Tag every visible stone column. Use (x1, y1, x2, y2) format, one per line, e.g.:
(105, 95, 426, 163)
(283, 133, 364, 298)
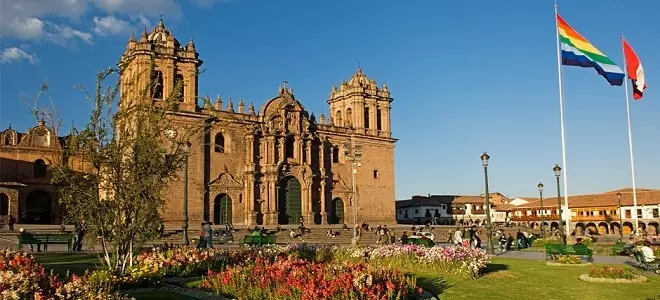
(320, 181, 327, 224)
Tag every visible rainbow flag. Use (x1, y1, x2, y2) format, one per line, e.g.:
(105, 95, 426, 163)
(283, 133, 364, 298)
(557, 14, 624, 86)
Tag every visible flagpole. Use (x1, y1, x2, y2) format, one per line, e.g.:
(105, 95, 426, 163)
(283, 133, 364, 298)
(620, 35, 640, 236)
(554, 3, 571, 239)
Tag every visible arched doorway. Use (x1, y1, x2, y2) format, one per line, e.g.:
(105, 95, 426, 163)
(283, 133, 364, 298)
(330, 198, 344, 224)
(0, 193, 9, 216)
(278, 176, 301, 224)
(23, 190, 52, 224)
(213, 194, 232, 225)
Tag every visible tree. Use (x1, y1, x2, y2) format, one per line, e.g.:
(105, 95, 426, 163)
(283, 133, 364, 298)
(49, 59, 203, 275)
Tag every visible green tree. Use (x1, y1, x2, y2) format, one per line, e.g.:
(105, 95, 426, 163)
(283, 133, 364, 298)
(48, 59, 203, 275)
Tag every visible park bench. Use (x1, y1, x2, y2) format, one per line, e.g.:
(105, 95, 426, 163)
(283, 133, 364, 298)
(544, 243, 593, 262)
(17, 233, 74, 252)
(241, 235, 277, 247)
(633, 252, 660, 272)
(611, 242, 627, 256)
(401, 237, 435, 248)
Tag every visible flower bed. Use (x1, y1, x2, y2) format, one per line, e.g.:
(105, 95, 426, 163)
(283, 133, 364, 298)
(337, 244, 490, 278)
(545, 255, 591, 266)
(200, 256, 420, 300)
(579, 265, 647, 283)
(0, 249, 130, 300)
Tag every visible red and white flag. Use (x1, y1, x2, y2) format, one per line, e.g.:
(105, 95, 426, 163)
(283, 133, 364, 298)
(622, 38, 647, 100)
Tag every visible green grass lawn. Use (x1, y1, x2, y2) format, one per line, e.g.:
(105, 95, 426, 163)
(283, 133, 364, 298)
(417, 257, 659, 300)
(35, 254, 659, 300)
(33, 252, 100, 276)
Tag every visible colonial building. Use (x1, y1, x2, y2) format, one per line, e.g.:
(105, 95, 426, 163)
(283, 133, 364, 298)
(396, 193, 511, 225)
(0, 120, 73, 225)
(510, 188, 660, 236)
(0, 19, 398, 226)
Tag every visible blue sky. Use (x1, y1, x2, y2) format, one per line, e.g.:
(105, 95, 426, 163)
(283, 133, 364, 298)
(1, 0, 658, 199)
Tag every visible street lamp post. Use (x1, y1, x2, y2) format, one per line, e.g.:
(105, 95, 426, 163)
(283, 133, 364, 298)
(617, 192, 623, 241)
(351, 162, 357, 225)
(480, 152, 495, 255)
(538, 182, 545, 238)
(182, 142, 190, 246)
(553, 164, 566, 245)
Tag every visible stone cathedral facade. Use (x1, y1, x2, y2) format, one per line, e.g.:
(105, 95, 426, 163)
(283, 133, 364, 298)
(0, 19, 397, 226)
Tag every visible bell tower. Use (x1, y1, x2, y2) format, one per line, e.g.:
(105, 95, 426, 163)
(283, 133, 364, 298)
(119, 18, 203, 111)
(327, 67, 392, 136)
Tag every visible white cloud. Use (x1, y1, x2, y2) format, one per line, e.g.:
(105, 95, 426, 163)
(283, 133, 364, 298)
(93, 16, 132, 36)
(0, 0, 232, 51)
(0, 47, 38, 64)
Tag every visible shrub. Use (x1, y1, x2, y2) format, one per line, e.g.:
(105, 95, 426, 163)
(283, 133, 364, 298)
(588, 265, 637, 280)
(531, 237, 561, 248)
(554, 255, 583, 264)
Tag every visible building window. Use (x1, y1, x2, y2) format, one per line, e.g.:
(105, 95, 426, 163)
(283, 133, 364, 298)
(332, 146, 339, 163)
(335, 110, 342, 127)
(214, 133, 225, 153)
(414, 209, 419, 214)
(364, 107, 370, 129)
(34, 159, 47, 178)
(345, 108, 352, 127)
(174, 74, 185, 102)
(653, 209, 659, 218)
(373, 170, 378, 178)
(625, 210, 631, 218)
(0, 193, 8, 216)
(151, 70, 164, 100)
(285, 136, 295, 159)
(636, 209, 642, 217)
(376, 108, 382, 131)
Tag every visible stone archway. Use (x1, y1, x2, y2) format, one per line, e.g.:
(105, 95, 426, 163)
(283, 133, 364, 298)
(213, 194, 232, 225)
(22, 190, 52, 224)
(647, 222, 659, 235)
(278, 176, 302, 225)
(622, 222, 633, 235)
(597, 222, 609, 235)
(330, 197, 345, 224)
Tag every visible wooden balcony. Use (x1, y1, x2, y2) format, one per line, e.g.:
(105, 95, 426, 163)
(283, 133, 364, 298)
(451, 209, 466, 215)
(471, 210, 486, 215)
(571, 215, 618, 222)
(511, 215, 561, 222)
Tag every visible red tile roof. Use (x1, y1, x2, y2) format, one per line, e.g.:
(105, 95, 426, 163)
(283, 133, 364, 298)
(512, 188, 660, 210)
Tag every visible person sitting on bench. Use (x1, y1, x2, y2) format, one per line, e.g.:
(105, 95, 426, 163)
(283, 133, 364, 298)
(18, 228, 41, 252)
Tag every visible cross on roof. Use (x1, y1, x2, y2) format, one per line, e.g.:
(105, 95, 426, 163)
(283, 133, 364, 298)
(282, 79, 288, 89)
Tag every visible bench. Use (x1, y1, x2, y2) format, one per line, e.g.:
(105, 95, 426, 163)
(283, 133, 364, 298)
(241, 235, 277, 247)
(17, 233, 74, 252)
(611, 242, 627, 256)
(401, 237, 435, 248)
(544, 243, 593, 262)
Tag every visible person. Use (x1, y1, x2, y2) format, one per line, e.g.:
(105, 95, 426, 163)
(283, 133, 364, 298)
(202, 221, 213, 249)
(574, 238, 584, 246)
(73, 221, 86, 251)
(7, 215, 15, 231)
(640, 240, 657, 262)
(400, 231, 409, 243)
(19, 228, 41, 252)
(452, 227, 463, 246)
(623, 236, 637, 256)
(352, 223, 362, 245)
(516, 230, 526, 249)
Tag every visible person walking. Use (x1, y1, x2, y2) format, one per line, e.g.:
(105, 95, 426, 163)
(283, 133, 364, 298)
(202, 221, 213, 249)
(7, 215, 16, 231)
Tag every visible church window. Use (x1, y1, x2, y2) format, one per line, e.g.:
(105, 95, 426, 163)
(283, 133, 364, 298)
(34, 159, 47, 178)
(376, 108, 382, 131)
(214, 133, 225, 153)
(345, 108, 352, 127)
(332, 146, 339, 163)
(364, 107, 370, 129)
(373, 170, 379, 178)
(151, 70, 164, 100)
(335, 110, 342, 127)
(174, 74, 185, 102)
(3, 133, 12, 145)
(285, 135, 295, 159)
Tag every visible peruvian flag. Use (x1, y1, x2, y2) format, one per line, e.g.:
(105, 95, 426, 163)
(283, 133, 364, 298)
(622, 38, 647, 100)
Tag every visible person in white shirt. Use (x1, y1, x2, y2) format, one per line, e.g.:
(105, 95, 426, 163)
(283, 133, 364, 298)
(452, 228, 463, 246)
(640, 240, 657, 262)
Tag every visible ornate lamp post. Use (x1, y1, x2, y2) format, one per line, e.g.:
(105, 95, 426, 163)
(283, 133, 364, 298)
(538, 182, 545, 238)
(617, 192, 623, 241)
(480, 152, 495, 254)
(553, 164, 566, 245)
(182, 142, 190, 246)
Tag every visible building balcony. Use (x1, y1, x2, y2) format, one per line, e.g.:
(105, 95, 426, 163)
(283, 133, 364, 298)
(571, 215, 618, 222)
(471, 210, 486, 215)
(451, 209, 466, 215)
(511, 215, 561, 222)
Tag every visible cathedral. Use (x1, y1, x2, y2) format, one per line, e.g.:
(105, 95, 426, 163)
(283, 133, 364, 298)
(0, 19, 397, 226)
